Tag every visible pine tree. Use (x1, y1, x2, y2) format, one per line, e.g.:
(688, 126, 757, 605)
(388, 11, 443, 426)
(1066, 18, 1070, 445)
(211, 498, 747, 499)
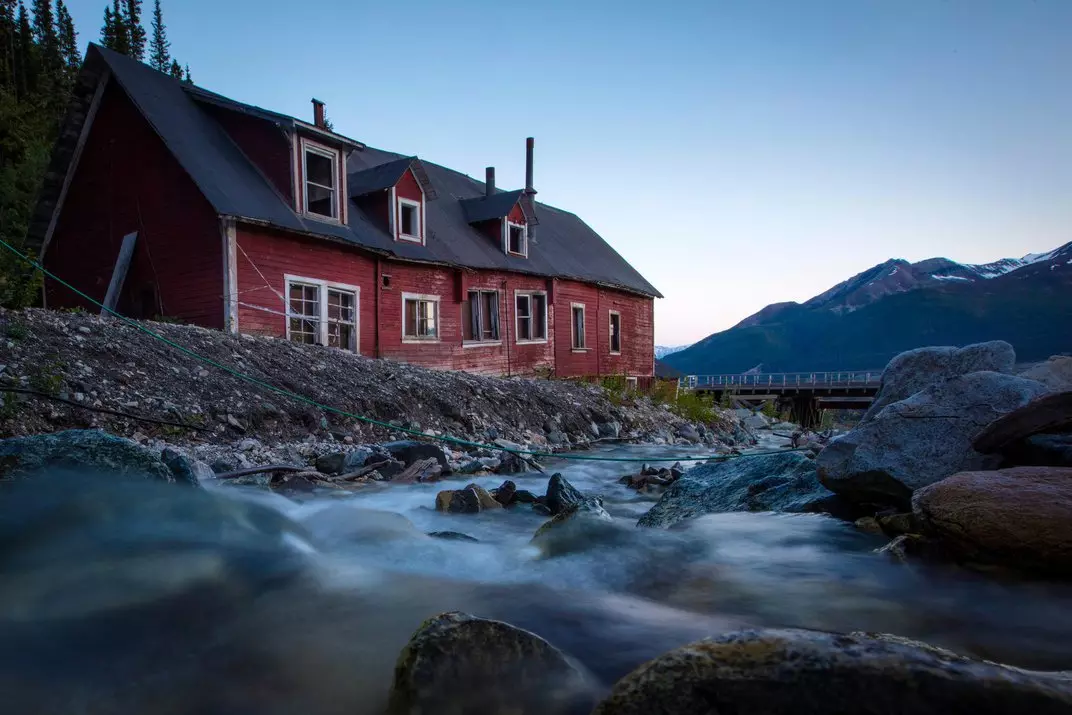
(101, 0, 129, 54)
(13, 0, 33, 98)
(56, 0, 79, 84)
(123, 0, 144, 61)
(167, 57, 179, 78)
(30, 0, 59, 82)
(1, 0, 16, 92)
(182, 62, 190, 84)
(148, 0, 167, 71)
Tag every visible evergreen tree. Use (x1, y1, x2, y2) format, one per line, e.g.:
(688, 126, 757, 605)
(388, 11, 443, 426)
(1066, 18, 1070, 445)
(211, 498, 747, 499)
(29, 0, 58, 76)
(123, 0, 144, 61)
(182, 62, 190, 83)
(13, 0, 33, 98)
(101, 0, 129, 54)
(1, 0, 16, 91)
(167, 56, 179, 78)
(148, 0, 167, 71)
(56, 0, 79, 84)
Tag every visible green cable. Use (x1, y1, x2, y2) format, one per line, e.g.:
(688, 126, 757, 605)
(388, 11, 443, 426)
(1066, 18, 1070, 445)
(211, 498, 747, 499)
(0, 237, 811, 464)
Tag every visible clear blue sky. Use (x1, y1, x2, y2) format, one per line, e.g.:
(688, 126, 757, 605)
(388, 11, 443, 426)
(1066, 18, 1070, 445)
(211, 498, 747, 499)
(67, 0, 1072, 345)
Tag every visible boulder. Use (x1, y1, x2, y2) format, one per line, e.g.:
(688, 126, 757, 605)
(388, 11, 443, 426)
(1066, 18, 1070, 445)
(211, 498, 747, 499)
(817, 372, 1049, 506)
(375, 459, 406, 481)
(314, 447, 372, 475)
(591, 628, 1072, 715)
(1003, 434, 1072, 469)
(638, 452, 843, 528)
(513, 489, 538, 504)
(973, 391, 1072, 454)
(160, 448, 212, 486)
(387, 611, 595, 715)
(491, 479, 517, 506)
(1019, 356, 1072, 392)
(0, 430, 179, 485)
(544, 473, 587, 516)
(912, 467, 1072, 575)
(876, 511, 917, 536)
(531, 498, 615, 557)
(675, 424, 701, 443)
(427, 531, 479, 542)
(863, 340, 1016, 421)
(434, 487, 482, 514)
(464, 483, 503, 510)
(381, 440, 449, 472)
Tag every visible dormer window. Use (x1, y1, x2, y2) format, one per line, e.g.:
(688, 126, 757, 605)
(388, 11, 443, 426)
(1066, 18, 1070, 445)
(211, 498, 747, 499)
(301, 139, 341, 221)
(506, 222, 527, 257)
(398, 198, 422, 242)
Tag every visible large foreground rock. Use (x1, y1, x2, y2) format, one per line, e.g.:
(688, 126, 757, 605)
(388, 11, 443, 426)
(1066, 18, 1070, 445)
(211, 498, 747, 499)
(0, 429, 189, 485)
(817, 372, 1048, 506)
(863, 340, 1016, 421)
(387, 611, 596, 714)
(638, 452, 841, 528)
(912, 467, 1072, 575)
(1020, 356, 1072, 392)
(592, 628, 1072, 714)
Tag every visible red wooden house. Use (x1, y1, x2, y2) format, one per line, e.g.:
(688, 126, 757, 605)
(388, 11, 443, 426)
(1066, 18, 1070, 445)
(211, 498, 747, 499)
(29, 45, 661, 381)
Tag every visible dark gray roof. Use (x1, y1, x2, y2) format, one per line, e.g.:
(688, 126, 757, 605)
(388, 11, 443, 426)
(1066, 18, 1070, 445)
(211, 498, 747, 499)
(348, 157, 415, 196)
(460, 190, 524, 223)
(60, 45, 661, 298)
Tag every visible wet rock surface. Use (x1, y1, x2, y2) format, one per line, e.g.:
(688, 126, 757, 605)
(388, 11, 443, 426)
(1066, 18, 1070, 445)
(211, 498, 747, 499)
(639, 452, 843, 528)
(592, 628, 1072, 715)
(818, 371, 1048, 506)
(0, 429, 185, 485)
(912, 467, 1072, 575)
(387, 611, 596, 715)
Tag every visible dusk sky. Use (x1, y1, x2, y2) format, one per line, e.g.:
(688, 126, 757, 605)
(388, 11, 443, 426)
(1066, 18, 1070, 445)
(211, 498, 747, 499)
(68, 0, 1072, 345)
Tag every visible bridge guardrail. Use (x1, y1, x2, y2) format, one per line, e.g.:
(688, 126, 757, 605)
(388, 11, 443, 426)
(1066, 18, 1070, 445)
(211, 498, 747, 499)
(680, 371, 883, 390)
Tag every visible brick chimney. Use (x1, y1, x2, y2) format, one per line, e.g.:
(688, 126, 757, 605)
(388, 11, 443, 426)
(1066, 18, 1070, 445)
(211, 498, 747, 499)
(311, 98, 326, 128)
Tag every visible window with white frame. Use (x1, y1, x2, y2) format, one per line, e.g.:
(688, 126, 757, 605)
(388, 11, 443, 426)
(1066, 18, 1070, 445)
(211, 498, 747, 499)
(302, 141, 340, 220)
(397, 197, 422, 242)
(403, 293, 439, 340)
(571, 303, 586, 350)
(609, 311, 622, 354)
(286, 277, 358, 351)
(515, 291, 548, 342)
(463, 290, 500, 343)
(507, 222, 527, 257)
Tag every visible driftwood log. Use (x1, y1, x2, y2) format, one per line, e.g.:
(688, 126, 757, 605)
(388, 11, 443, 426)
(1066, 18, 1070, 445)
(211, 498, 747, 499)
(973, 391, 1072, 454)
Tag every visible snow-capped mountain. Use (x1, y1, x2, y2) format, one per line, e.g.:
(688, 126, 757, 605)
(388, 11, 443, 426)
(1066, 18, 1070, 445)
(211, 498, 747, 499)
(654, 344, 689, 359)
(665, 241, 1072, 375)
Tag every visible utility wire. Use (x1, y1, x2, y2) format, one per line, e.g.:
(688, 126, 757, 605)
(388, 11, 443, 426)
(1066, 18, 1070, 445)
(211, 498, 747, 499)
(0, 237, 809, 464)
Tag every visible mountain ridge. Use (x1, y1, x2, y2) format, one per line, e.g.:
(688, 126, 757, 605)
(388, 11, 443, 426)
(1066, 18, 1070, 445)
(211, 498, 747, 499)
(665, 242, 1072, 375)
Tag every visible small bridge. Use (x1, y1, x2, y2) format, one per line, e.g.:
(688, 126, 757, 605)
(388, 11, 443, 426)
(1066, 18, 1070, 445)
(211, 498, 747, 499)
(679, 371, 883, 427)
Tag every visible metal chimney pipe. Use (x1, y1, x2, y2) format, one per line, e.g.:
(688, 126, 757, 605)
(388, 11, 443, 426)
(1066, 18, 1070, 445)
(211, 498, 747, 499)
(311, 98, 325, 128)
(525, 137, 534, 193)
(485, 167, 495, 197)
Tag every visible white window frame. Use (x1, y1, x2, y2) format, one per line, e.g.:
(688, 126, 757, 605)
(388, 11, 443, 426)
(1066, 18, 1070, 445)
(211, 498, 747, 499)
(300, 138, 342, 223)
(463, 288, 502, 347)
(570, 302, 587, 351)
(505, 221, 528, 257)
(402, 292, 440, 342)
(514, 290, 548, 344)
(284, 274, 360, 353)
(609, 310, 622, 355)
(396, 196, 424, 243)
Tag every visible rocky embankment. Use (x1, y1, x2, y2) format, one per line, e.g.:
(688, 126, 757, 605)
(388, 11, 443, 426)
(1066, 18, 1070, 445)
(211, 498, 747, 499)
(0, 308, 752, 483)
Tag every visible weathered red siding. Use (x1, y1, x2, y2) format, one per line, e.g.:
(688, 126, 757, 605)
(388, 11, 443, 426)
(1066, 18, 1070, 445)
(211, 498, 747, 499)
(234, 224, 377, 355)
(553, 280, 654, 378)
(44, 81, 222, 327)
(395, 168, 422, 202)
(203, 105, 293, 203)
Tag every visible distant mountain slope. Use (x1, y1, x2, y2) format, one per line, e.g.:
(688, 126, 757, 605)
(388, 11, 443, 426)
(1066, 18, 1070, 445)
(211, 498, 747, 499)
(665, 242, 1072, 375)
(654, 345, 689, 359)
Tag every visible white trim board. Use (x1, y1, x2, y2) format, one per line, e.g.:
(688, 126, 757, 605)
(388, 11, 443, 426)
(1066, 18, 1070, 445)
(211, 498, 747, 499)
(401, 291, 440, 342)
(299, 137, 342, 224)
(283, 273, 361, 353)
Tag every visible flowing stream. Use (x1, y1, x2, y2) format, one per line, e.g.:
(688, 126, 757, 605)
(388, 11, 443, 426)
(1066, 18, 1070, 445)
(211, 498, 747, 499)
(224, 441, 1072, 673)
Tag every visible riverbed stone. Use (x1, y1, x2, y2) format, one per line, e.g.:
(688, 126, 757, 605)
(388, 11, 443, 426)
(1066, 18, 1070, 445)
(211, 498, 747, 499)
(638, 452, 843, 528)
(531, 498, 615, 557)
(434, 487, 481, 514)
(0, 429, 179, 484)
(545, 473, 586, 515)
(1019, 356, 1072, 392)
(912, 467, 1072, 575)
(591, 628, 1072, 715)
(817, 372, 1049, 507)
(160, 448, 212, 486)
(382, 440, 449, 472)
(676, 423, 701, 443)
(491, 479, 517, 506)
(464, 483, 503, 510)
(387, 611, 596, 715)
(863, 340, 1017, 421)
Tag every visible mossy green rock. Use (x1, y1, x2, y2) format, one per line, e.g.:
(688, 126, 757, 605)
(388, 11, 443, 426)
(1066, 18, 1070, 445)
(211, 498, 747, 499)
(593, 628, 1072, 714)
(0, 429, 179, 484)
(387, 611, 596, 715)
